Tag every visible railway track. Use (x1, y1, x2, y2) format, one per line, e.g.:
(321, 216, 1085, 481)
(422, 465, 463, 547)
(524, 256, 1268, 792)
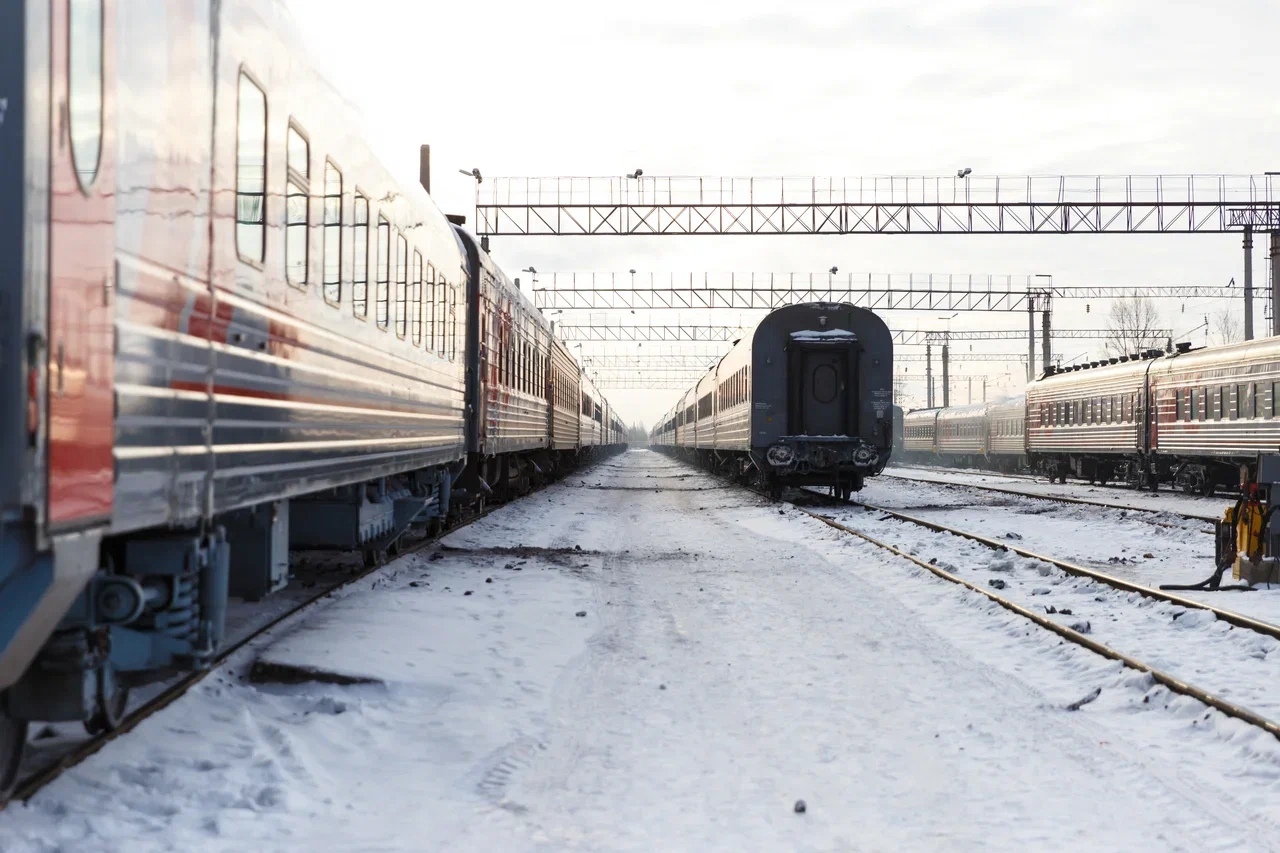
(5, 461, 615, 809)
(878, 472, 1220, 527)
(764, 487, 1280, 750)
(893, 462, 1233, 503)
(792, 503, 1280, 741)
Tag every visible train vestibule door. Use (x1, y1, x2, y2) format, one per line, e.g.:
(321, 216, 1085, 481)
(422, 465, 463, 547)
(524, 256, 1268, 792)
(790, 343, 855, 437)
(46, 0, 117, 530)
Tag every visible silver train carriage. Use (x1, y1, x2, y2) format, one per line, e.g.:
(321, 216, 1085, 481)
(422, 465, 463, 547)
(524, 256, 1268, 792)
(651, 303, 894, 498)
(0, 0, 625, 793)
(897, 397, 1025, 472)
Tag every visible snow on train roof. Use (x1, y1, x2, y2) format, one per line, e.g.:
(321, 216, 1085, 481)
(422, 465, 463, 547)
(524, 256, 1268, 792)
(789, 330, 858, 342)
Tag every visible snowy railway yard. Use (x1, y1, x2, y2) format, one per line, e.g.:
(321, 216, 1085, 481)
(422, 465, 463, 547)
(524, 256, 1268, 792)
(8, 452, 1280, 850)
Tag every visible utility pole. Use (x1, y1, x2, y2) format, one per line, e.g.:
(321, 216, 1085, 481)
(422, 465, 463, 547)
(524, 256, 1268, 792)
(1041, 302, 1051, 377)
(1272, 230, 1280, 337)
(1026, 292, 1036, 382)
(925, 344, 934, 407)
(968, 376, 973, 405)
(1244, 225, 1255, 340)
(942, 344, 950, 407)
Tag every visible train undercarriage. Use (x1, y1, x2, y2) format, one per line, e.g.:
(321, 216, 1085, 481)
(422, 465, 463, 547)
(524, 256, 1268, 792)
(0, 443, 625, 799)
(656, 437, 886, 501)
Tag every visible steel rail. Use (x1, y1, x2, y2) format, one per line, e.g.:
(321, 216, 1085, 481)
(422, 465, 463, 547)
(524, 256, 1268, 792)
(879, 472, 1220, 525)
(797, 507, 1280, 740)
(832, 500, 1276, 638)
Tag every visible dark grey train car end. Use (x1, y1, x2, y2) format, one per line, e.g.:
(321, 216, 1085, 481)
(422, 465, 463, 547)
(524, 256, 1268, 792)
(749, 304, 894, 494)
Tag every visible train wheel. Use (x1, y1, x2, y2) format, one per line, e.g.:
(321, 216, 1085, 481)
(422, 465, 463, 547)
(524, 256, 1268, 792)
(84, 667, 130, 736)
(0, 710, 26, 800)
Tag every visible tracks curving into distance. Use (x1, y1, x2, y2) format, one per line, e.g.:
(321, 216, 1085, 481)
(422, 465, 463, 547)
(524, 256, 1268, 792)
(6, 461, 618, 809)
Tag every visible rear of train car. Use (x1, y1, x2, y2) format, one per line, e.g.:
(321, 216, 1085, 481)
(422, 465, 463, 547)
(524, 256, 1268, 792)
(652, 303, 893, 497)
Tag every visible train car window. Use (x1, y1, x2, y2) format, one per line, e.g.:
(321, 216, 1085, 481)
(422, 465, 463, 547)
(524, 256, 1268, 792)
(424, 264, 436, 351)
(235, 73, 267, 263)
(1176, 390, 1185, 421)
(69, 0, 104, 188)
(352, 195, 369, 316)
(449, 286, 458, 361)
(375, 216, 390, 328)
(411, 250, 423, 345)
(285, 124, 309, 287)
(322, 162, 342, 304)
(1189, 388, 1198, 420)
(1243, 383, 1255, 419)
(437, 278, 449, 358)
(1272, 382, 1280, 418)
(395, 234, 408, 337)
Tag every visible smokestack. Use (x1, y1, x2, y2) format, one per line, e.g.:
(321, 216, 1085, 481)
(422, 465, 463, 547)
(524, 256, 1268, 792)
(419, 145, 431, 195)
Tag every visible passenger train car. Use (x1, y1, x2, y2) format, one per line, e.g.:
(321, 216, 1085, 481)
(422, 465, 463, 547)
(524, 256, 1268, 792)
(899, 336, 1280, 495)
(650, 303, 894, 498)
(900, 397, 1027, 472)
(0, 0, 623, 794)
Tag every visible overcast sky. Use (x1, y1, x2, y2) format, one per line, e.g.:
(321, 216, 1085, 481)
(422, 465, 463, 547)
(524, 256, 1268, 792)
(290, 0, 1280, 426)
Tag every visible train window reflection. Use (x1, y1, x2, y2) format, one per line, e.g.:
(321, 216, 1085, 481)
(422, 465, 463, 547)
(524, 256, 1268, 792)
(323, 162, 342, 304)
(375, 216, 390, 328)
(395, 234, 408, 337)
(285, 124, 309, 287)
(236, 73, 267, 263)
(352, 195, 369, 316)
(69, 0, 103, 189)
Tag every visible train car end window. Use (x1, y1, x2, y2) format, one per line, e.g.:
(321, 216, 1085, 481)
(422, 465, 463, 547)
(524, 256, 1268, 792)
(235, 72, 267, 264)
(352, 195, 369, 316)
(322, 161, 342, 304)
(285, 124, 309, 287)
(69, 0, 104, 189)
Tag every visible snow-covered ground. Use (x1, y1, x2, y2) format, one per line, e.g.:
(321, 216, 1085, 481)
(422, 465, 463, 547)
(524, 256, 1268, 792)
(857, 475, 1280, 624)
(887, 463, 1227, 519)
(6, 452, 1280, 851)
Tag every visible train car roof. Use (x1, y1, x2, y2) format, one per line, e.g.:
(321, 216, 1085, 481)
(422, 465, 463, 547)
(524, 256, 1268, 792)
(452, 227, 553, 338)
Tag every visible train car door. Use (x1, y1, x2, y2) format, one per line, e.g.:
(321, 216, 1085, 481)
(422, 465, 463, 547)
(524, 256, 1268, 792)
(46, 0, 116, 530)
(790, 343, 854, 436)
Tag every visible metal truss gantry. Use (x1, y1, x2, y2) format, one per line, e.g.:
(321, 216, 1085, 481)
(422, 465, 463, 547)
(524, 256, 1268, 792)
(594, 370, 1003, 391)
(532, 272, 1233, 311)
(581, 351, 1038, 370)
(477, 174, 1278, 236)
(554, 324, 1170, 345)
